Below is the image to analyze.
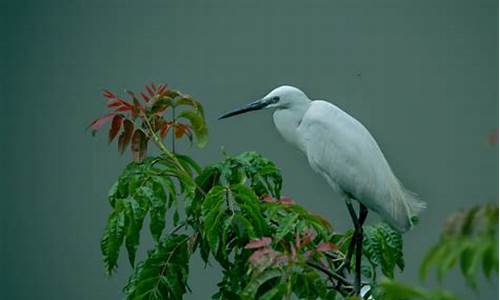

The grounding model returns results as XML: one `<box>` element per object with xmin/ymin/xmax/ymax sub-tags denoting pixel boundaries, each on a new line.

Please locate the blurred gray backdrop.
<box><xmin>1</xmin><ymin>0</ymin><xmax>498</xmax><ymax>299</ymax></box>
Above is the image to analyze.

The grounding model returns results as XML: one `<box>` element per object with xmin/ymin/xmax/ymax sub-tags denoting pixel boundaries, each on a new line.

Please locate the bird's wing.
<box><xmin>298</xmin><ymin>100</ymin><xmax>423</xmax><ymax>231</ymax></box>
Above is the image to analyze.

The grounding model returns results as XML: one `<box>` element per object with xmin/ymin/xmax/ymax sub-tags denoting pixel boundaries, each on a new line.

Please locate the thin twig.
<box><xmin>169</xmin><ymin>221</ymin><xmax>187</xmax><ymax>235</ymax></box>
<box><xmin>171</xmin><ymin>106</ymin><xmax>176</xmax><ymax>153</ymax></box>
<box><xmin>306</xmin><ymin>261</ymin><xmax>352</xmax><ymax>287</ymax></box>
<box><xmin>306</xmin><ymin>261</ymin><xmax>354</xmax><ymax>297</ymax></box>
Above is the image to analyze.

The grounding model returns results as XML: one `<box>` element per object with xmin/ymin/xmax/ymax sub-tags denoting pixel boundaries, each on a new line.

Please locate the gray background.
<box><xmin>1</xmin><ymin>0</ymin><xmax>498</xmax><ymax>299</ymax></box>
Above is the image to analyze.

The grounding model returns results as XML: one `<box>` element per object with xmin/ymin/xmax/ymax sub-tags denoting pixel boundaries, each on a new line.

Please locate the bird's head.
<box><xmin>218</xmin><ymin>85</ymin><xmax>310</xmax><ymax>120</ymax></box>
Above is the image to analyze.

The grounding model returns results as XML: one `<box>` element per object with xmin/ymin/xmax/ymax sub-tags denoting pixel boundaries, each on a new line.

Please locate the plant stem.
<box><xmin>172</xmin><ymin>106</ymin><xmax>176</xmax><ymax>154</ymax></box>
<box><xmin>306</xmin><ymin>261</ymin><xmax>354</xmax><ymax>296</ymax></box>
<box><xmin>141</xmin><ymin>112</ymin><xmax>206</xmax><ymax>196</ymax></box>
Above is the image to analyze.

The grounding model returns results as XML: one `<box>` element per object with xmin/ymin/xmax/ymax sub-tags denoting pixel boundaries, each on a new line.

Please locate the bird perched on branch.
<box><xmin>219</xmin><ymin>85</ymin><xmax>425</xmax><ymax>293</ymax></box>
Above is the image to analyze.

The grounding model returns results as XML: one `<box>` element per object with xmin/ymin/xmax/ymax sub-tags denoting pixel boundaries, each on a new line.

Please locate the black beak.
<box><xmin>218</xmin><ymin>99</ymin><xmax>269</xmax><ymax>120</ymax></box>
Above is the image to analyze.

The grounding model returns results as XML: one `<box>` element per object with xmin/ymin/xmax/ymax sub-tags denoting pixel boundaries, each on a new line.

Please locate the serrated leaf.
<box><xmin>125</xmin><ymin>195</ymin><xmax>148</xmax><ymax>266</ymax></box>
<box><xmin>148</xmin><ymin>180</ymin><xmax>167</xmax><ymax>241</ymax></box>
<box><xmin>363</xmin><ymin>223</ymin><xmax>404</xmax><ymax>279</ymax></box>
<box><xmin>101</xmin><ymin>205</ymin><xmax>126</xmax><ymax>274</ymax></box>
<box><xmin>124</xmin><ymin>234</ymin><xmax>190</xmax><ymax>300</ymax></box>
<box><xmin>202</xmin><ymin>186</ymin><xmax>226</xmax><ymax>255</ymax></box>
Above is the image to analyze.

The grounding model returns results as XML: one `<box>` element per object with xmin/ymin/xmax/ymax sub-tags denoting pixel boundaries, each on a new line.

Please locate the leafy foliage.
<box><xmin>89</xmin><ymin>83</ymin><xmax>207</xmax><ymax>161</ymax></box>
<box><xmin>100</xmin><ymin>156</ymin><xmax>199</xmax><ymax>274</ymax></box>
<box><xmin>372</xmin><ymin>279</ymin><xmax>460</xmax><ymax>300</ymax></box>
<box><xmin>420</xmin><ymin>203</ymin><xmax>499</xmax><ymax>288</ymax></box>
<box><xmin>362</xmin><ymin>223</ymin><xmax>404</xmax><ymax>279</ymax></box>
<box><xmin>91</xmin><ymin>83</ymin><xmax>496</xmax><ymax>300</ymax></box>
<box><xmin>124</xmin><ymin>234</ymin><xmax>191</xmax><ymax>299</ymax></box>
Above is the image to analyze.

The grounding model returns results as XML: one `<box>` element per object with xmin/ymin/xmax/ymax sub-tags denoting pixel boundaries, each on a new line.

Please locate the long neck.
<box><xmin>272</xmin><ymin>102</ymin><xmax>310</xmax><ymax>152</ymax></box>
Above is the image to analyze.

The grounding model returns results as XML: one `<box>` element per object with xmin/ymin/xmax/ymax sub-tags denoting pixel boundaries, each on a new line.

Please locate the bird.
<box><xmin>218</xmin><ymin>85</ymin><xmax>425</xmax><ymax>293</ymax></box>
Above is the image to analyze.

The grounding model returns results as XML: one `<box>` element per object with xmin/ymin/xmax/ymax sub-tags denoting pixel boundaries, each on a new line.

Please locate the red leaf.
<box><xmin>88</xmin><ymin>113</ymin><xmax>116</xmax><ymax>135</ymax></box>
<box><xmin>107</xmin><ymin>99</ymin><xmax>123</xmax><ymax>108</ymax></box>
<box><xmin>245</xmin><ymin>237</ymin><xmax>272</xmax><ymax>249</ymax></box>
<box><xmin>117</xmin><ymin>119</ymin><xmax>134</xmax><ymax>154</ymax></box>
<box><xmin>316</xmin><ymin>242</ymin><xmax>338</xmax><ymax>253</ymax></box>
<box><xmin>133</xmin><ymin>98</ymin><xmax>145</xmax><ymax>113</ymax></box>
<box><xmin>126</xmin><ymin>90</ymin><xmax>139</xmax><ymax>102</ymax></box>
<box><xmin>107</xmin><ymin>98</ymin><xmax>132</xmax><ymax>110</ymax></box>
<box><xmin>158</xmin><ymin>84</ymin><xmax>166</xmax><ymax>94</ymax></box>
<box><xmin>102</xmin><ymin>89</ymin><xmax>115</xmax><ymax>99</ymax></box>
<box><xmin>300</xmin><ymin>230</ymin><xmax>316</xmax><ymax>247</ymax></box>
<box><xmin>248</xmin><ymin>248</ymin><xmax>277</xmax><ymax>265</ymax></box>
<box><xmin>131</xmin><ymin>129</ymin><xmax>148</xmax><ymax>161</ymax></box>
<box><xmin>108</xmin><ymin>115</ymin><xmax>123</xmax><ymax>143</ymax></box>
<box><xmin>116</xmin><ymin>106</ymin><xmax>132</xmax><ymax>112</ymax></box>
<box><xmin>274</xmin><ymin>255</ymin><xmax>289</xmax><ymax>266</ymax></box>
<box><xmin>174</xmin><ymin>123</ymin><xmax>191</xmax><ymax>139</ymax></box>
<box><xmin>279</xmin><ymin>196</ymin><xmax>294</xmax><ymax>206</ymax></box>
<box><xmin>145</xmin><ymin>84</ymin><xmax>154</xmax><ymax>97</ymax></box>
<box><xmin>261</xmin><ymin>195</ymin><xmax>276</xmax><ymax>203</ymax></box>
<box><xmin>160</xmin><ymin>121</ymin><xmax>173</xmax><ymax>139</ymax></box>
<box><xmin>151</xmin><ymin>83</ymin><xmax>157</xmax><ymax>91</ymax></box>
<box><xmin>140</xmin><ymin>92</ymin><xmax>150</xmax><ymax>102</ymax></box>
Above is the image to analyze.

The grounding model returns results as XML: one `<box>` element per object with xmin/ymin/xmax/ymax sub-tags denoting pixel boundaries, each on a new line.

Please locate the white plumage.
<box><xmin>220</xmin><ymin>85</ymin><xmax>425</xmax><ymax>232</ymax></box>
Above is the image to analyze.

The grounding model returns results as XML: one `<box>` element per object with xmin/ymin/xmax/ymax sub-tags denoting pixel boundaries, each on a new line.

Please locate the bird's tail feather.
<box><xmin>384</xmin><ymin>181</ymin><xmax>426</xmax><ymax>232</ymax></box>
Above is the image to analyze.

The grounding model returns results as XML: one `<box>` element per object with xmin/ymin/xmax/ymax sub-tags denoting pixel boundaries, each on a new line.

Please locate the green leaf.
<box><xmin>124</xmin><ymin>234</ymin><xmax>191</xmax><ymax>300</ymax></box>
<box><xmin>242</xmin><ymin>269</ymin><xmax>282</xmax><ymax>300</ymax></box>
<box><xmin>151</xmin><ymin>97</ymin><xmax>174</xmax><ymax>113</ymax></box>
<box><xmin>363</xmin><ymin>223</ymin><xmax>404</xmax><ymax>278</ymax></box>
<box><xmin>202</xmin><ymin>186</ymin><xmax>227</xmax><ymax>256</ymax></box>
<box><xmin>373</xmin><ymin>278</ymin><xmax>460</xmax><ymax>300</ymax></box>
<box><xmin>177</xmin><ymin>110</ymin><xmax>208</xmax><ymax>148</ymax></box>
<box><xmin>175</xmin><ymin>153</ymin><xmax>202</xmax><ymax>175</ymax></box>
<box><xmin>275</xmin><ymin>213</ymin><xmax>299</xmax><ymax>241</ymax></box>
<box><xmin>234</xmin><ymin>152</ymin><xmax>282</xmax><ymax>198</ymax></box>
<box><xmin>482</xmin><ymin>242</ymin><xmax>498</xmax><ymax>279</ymax></box>
<box><xmin>231</xmin><ymin>213</ymin><xmax>257</xmax><ymax>241</ymax></box>
<box><xmin>231</xmin><ymin>184</ymin><xmax>266</xmax><ymax>235</ymax></box>
<box><xmin>175</xmin><ymin>97</ymin><xmax>205</xmax><ymax>117</ymax></box>
<box><xmin>259</xmin><ymin>282</ymin><xmax>287</xmax><ymax>300</ymax></box>
<box><xmin>125</xmin><ymin>195</ymin><xmax>148</xmax><ymax>266</ymax></box>
<box><xmin>420</xmin><ymin>203</ymin><xmax>499</xmax><ymax>285</ymax></box>
<box><xmin>101</xmin><ymin>204</ymin><xmax>126</xmax><ymax>274</ymax></box>
<box><xmin>148</xmin><ymin>180</ymin><xmax>167</xmax><ymax>241</ymax></box>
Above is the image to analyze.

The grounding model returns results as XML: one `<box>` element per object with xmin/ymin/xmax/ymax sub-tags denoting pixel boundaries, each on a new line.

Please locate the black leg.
<box><xmin>343</xmin><ymin>199</ymin><xmax>368</xmax><ymax>295</ymax></box>
<box><xmin>343</xmin><ymin>199</ymin><xmax>359</xmax><ymax>271</ymax></box>
<box><xmin>354</xmin><ymin>204</ymin><xmax>368</xmax><ymax>294</ymax></box>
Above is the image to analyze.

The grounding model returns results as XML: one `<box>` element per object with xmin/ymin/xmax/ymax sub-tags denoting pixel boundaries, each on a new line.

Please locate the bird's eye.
<box><xmin>271</xmin><ymin>96</ymin><xmax>280</xmax><ymax>102</ymax></box>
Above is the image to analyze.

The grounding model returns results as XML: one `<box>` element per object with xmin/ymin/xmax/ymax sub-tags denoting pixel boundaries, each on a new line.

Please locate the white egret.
<box><xmin>219</xmin><ymin>85</ymin><xmax>425</xmax><ymax>293</ymax></box>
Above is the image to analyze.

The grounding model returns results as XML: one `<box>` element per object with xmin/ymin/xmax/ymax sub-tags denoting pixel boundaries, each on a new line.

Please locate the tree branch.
<box><xmin>306</xmin><ymin>261</ymin><xmax>354</xmax><ymax>296</ymax></box>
